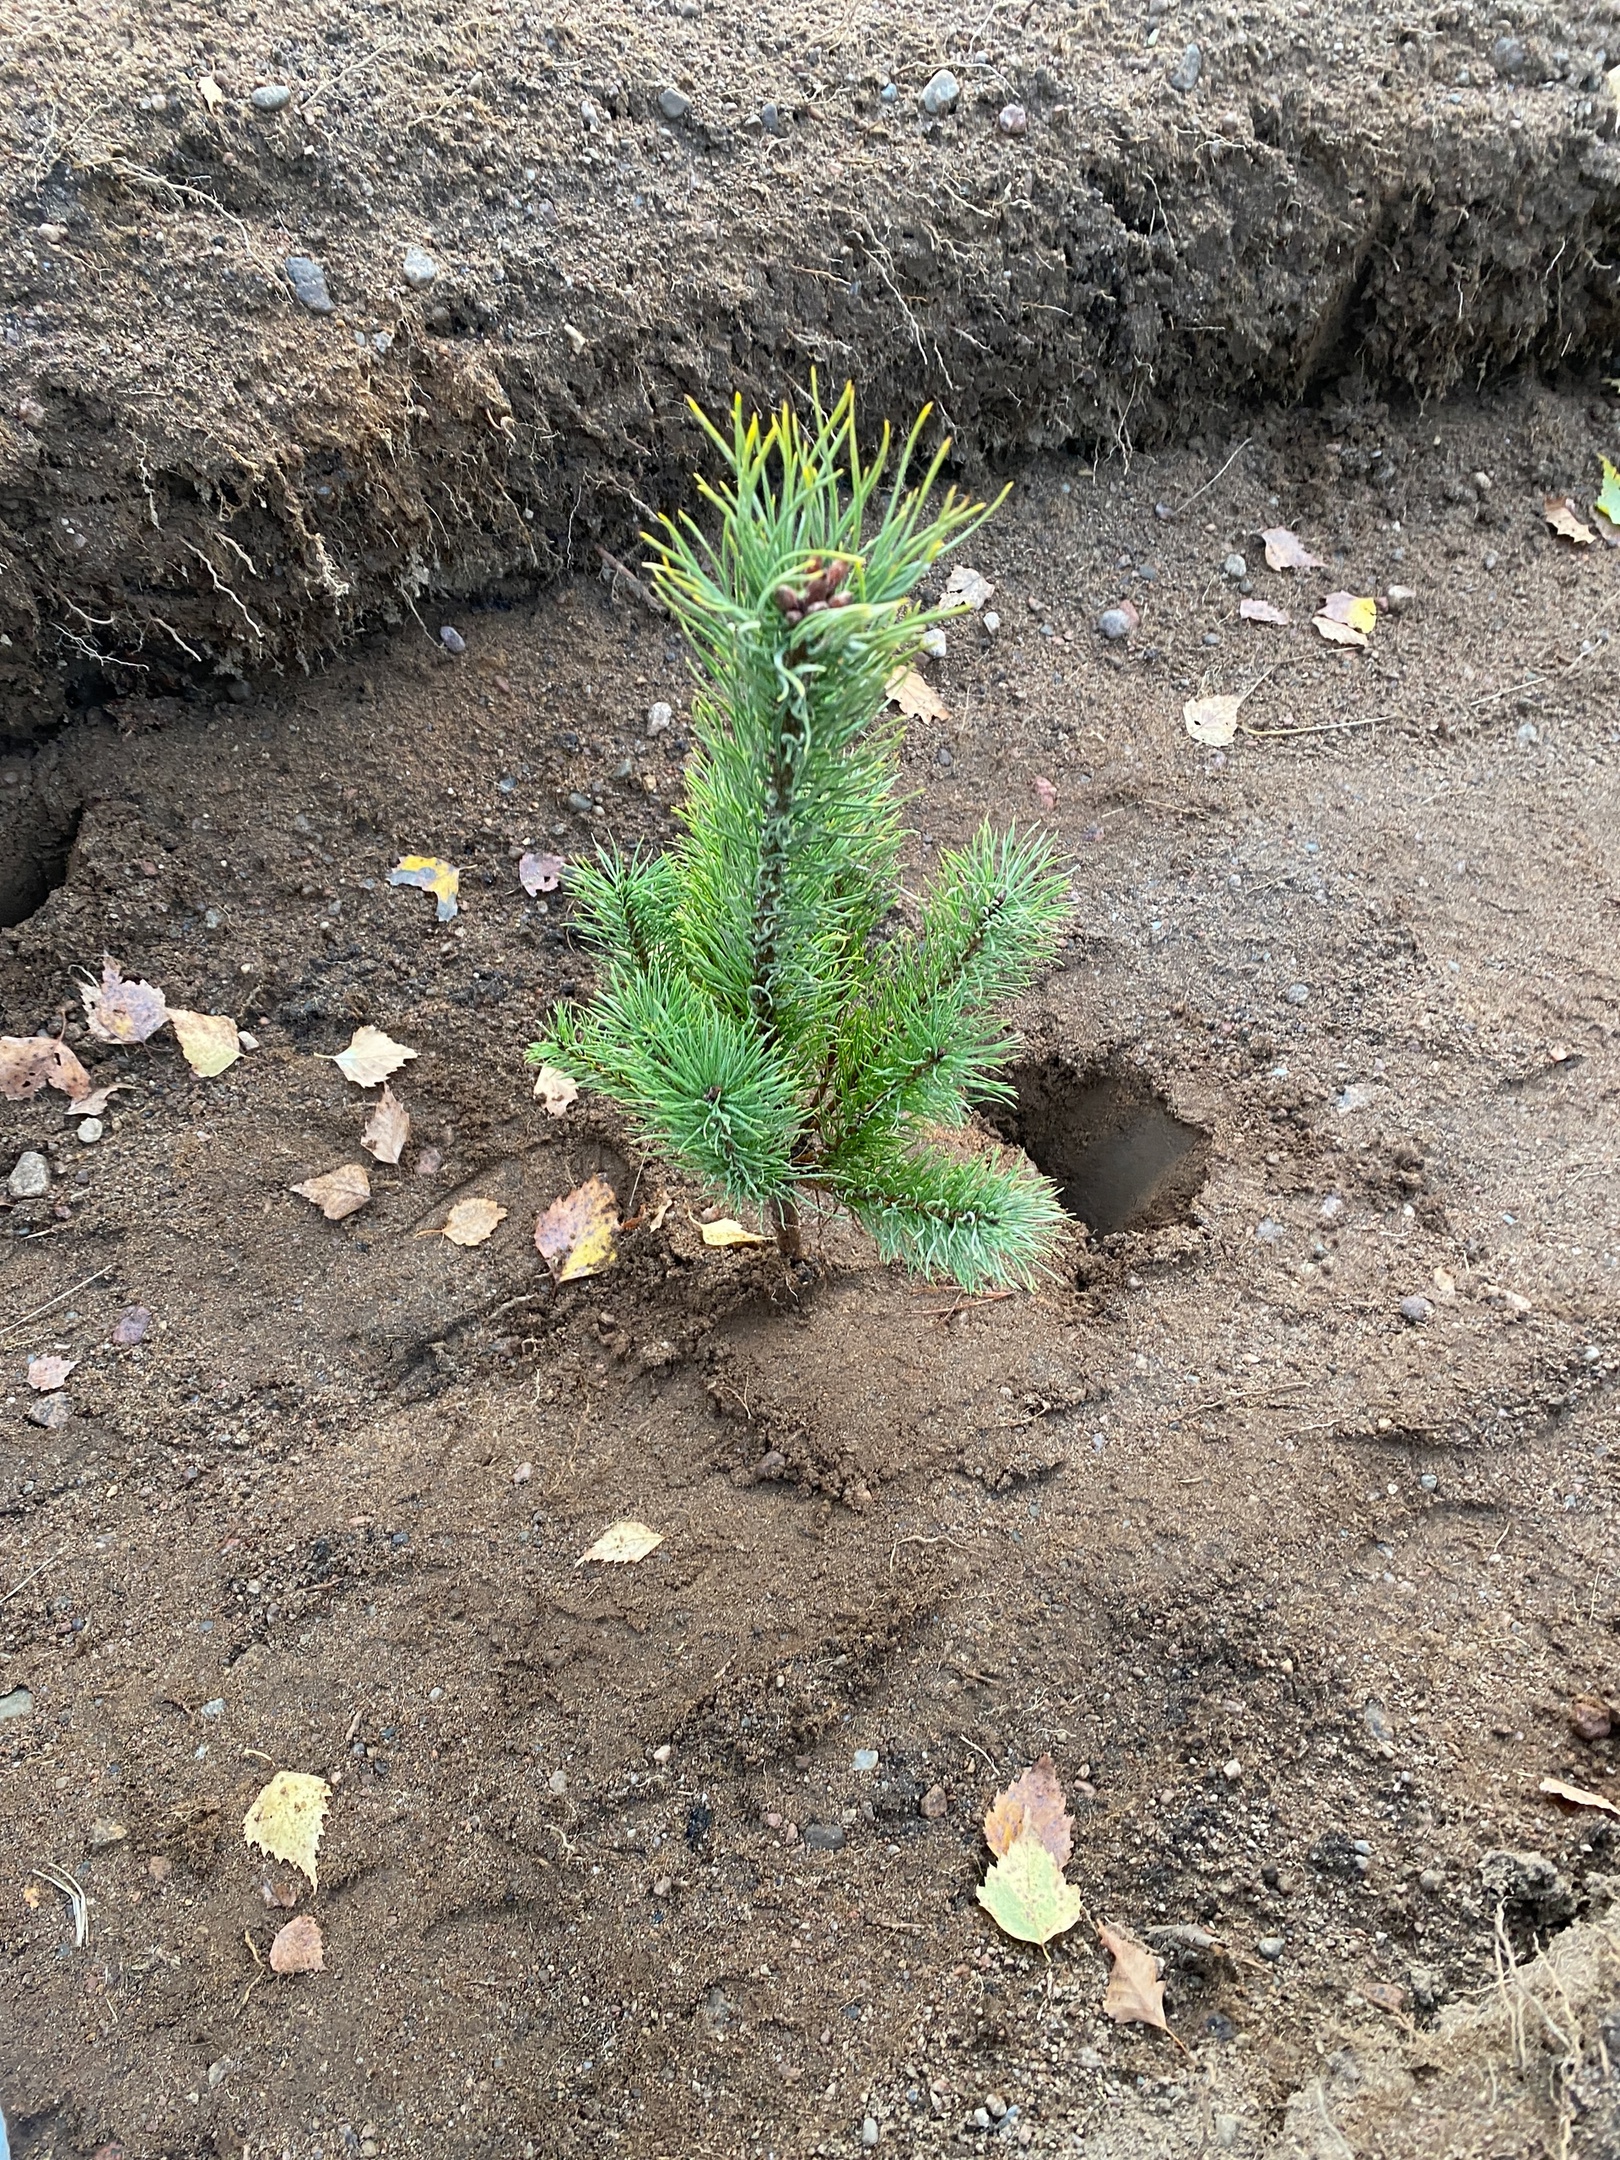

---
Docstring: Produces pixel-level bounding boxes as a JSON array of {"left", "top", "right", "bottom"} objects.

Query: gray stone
[
  {"left": 1386, "top": 584, "right": 1417, "bottom": 614},
  {"left": 853, "top": 1747, "right": 879, "bottom": 1772},
  {"left": 27, "top": 1392, "right": 71, "bottom": 1431},
  {"left": 284, "top": 255, "right": 334, "bottom": 313},
  {"left": 1223, "top": 552, "right": 1247, "bottom": 579},
  {"left": 567, "top": 791, "right": 595, "bottom": 815},
  {"left": 1168, "top": 42, "right": 1203, "bottom": 91},
  {"left": 880, "top": 82, "right": 898, "bottom": 103},
  {"left": 657, "top": 85, "right": 691, "bottom": 121},
  {"left": 8, "top": 1150, "right": 49, "bottom": 1199},
  {"left": 1098, "top": 607, "right": 1134, "bottom": 641},
  {"left": 1286, "top": 982, "right": 1310, "bottom": 1005},
  {"left": 1257, "top": 1935, "right": 1285, "bottom": 1960},
  {"left": 1399, "top": 1294, "right": 1434, "bottom": 1325},
  {"left": 921, "top": 68, "right": 960, "bottom": 116},
  {"left": 76, "top": 1117, "right": 103, "bottom": 1144},
  {"left": 802, "top": 1821, "right": 845, "bottom": 1850},
  {"left": 402, "top": 245, "right": 438, "bottom": 290},
  {"left": 1363, "top": 1700, "right": 1395, "bottom": 1747},
  {"left": 1491, "top": 34, "right": 1529, "bottom": 77},
  {"left": 1419, "top": 1472, "right": 1438, "bottom": 1491},
  {"left": 862, "top": 2119, "right": 879, "bottom": 2150},
  {"left": 1418, "top": 1867, "right": 1445, "bottom": 1892},
  {"left": 439, "top": 624, "right": 466, "bottom": 654},
  {"left": 760, "top": 101, "right": 783, "bottom": 135},
  {"left": 1480, "top": 1848, "right": 1575, "bottom": 1922},
  {"left": 0, "top": 1685, "right": 33, "bottom": 1720},
  {"left": 998, "top": 102, "right": 1028, "bottom": 136},
  {"left": 646, "top": 701, "right": 673, "bottom": 737},
  {"left": 250, "top": 83, "right": 292, "bottom": 112}
]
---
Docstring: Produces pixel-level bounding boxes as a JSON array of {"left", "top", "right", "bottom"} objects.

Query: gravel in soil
[{"left": 1, "top": 381, "right": 1619, "bottom": 2155}]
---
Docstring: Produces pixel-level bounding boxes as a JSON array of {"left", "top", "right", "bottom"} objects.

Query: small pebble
[
  {"left": 880, "top": 82, "right": 898, "bottom": 104},
  {"left": 250, "top": 83, "right": 292, "bottom": 112},
  {"left": 1516, "top": 720, "right": 1539, "bottom": 746},
  {"left": 27, "top": 1393, "right": 71, "bottom": 1431},
  {"left": 1319, "top": 1194, "right": 1344, "bottom": 1222},
  {"left": 1257, "top": 1935, "right": 1285, "bottom": 1960},
  {"left": 439, "top": 625, "right": 466, "bottom": 654},
  {"left": 1255, "top": 1218, "right": 1284, "bottom": 1244},
  {"left": 1491, "top": 32, "right": 1529, "bottom": 76},
  {"left": 512, "top": 1461, "right": 532, "bottom": 1485},
  {"left": 982, "top": 610, "right": 1000, "bottom": 634},
  {"left": 567, "top": 790, "right": 595, "bottom": 815},
  {"left": 1386, "top": 584, "right": 1417, "bottom": 614},
  {"left": 760, "top": 101, "right": 783, "bottom": 135},
  {"left": 1168, "top": 42, "right": 1203, "bottom": 91},
  {"left": 1098, "top": 607, "right": 1134, "bottom": 641},
  {"left": 1363, "top": 1701, "right": 1395, "bottom": 1745},
  {"left": 920, "top": 1783, "right": 948, "bottom": 1819},
  {"left": 402, "top": 245, "right": 438, "bottom": 290},
  {"left": 862, "top": 2119, "right": 879, "bottom": 2150},
  {"left": 802, "top": 1822, "right": 845, "bottom": 1851},
  {"left": 1286, "top": 982, "right": 1310, "bottom": 1006},
  {"left": 200, "top": 1698, "right": 225, "bottom": 1719},
  {"left": 1419, "top": 1472, "right": 1438, "bottom": 1491},
  {"left": 920, "top": 627, "right": 947, "bottom": 659},
  {"left": 1419, "top": 1867, "right": 1445, "bottom": 1892},
  {"left": 77, "top": 1117, "right": 104, "bottom": 1145},
  {"left": 1223, "top": 552, "right": 1247, "bottom": 579},
  {"left": 653, "top": 1743, "right": 672, "bottom": 1764},
  {"left": 998, "top": 102, "right": 1028, "bottom": 135},
  {"left": 1222, "top": 1757, "right": 1242, "bottom": 1782},
  {"left": 7, "top": 1150, "right": 50, "bottom": 1199},
  {"left": 921, "top": 68, "right": 960, "bottom": 116},
  {"left": 657, "top": 85, "right": 691, "bottom": 121},
  {"left": 283, "top": 255, "right": 333, "bottom": 313},
  {"left": 853, "top": 1747, "right": 879, "bottom": 1772},
  {"left": 1399, "top": 1294, "right": 1434, "bottom": 1325},
  {"left": 38, "top": 223, "right": 67, "bottom": 245},
  {"left": 646, "top": 701, "right": 673, "bottom": 737}
]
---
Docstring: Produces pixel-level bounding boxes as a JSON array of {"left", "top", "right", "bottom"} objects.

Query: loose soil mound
[{"left": 4, "top": 0, "right": 1620, "bottom": 724}]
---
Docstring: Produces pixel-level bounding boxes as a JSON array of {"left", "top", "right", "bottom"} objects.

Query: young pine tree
[{"left": 529, "top": 385, "right": 1070, "bottom": 1290}]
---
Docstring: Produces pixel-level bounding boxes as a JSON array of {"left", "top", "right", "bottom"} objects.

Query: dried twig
[{"left": 34, "top": 1862, "right": 88, "bottom": 1947}]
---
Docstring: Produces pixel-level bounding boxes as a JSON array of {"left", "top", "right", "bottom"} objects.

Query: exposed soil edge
[{"left": 4, "top": 90, "right": 1619, "bottom": 731}]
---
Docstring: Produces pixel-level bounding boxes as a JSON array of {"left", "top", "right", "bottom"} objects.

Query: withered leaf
[
  {"left": 441, "top": 1197, "right": 506, "bottom": 1247},
  {"left": 977, "top": 1831, "right": 1082, "bottom": 1946},
  {"left": 1539, "top": 1774, "right": 1620, "bottom": 1819},
  {"left": 243, "top": 1770, "right": 331, "bottom": 1888},
  {"left": 0, "top": 1034, "right": 91, "bottom": 1103},
  {"left": 518, "top": 850, "right": 565, "bottom": 896},
  {"left": 269, "top": 1914, "right": 325, "bottom": 1974},
  {"left": 360, "top": 1083, "right": 409, "bottom": 1164},
  {"left": 79, "top": 957, "right": 169, "bottom": 1045},
  {"left": 1239, "top": 597, "right": 1290, "bottom": 626},
  {"left": 27, "top": 1354, "right": 77, "bottom": 1391},
  {"left": 983, "top": 1755, "right": 1073, "bottom": 1868},
  {"left": 1545, "top": 495, "right": 1596, "bottom": 546},
  {"left": 1260, "top": 527, "right": 1324, "bottom": 573},
  {"left": 169, "top": 1009, "right": 241, "bottom": 1077},
  {"left": 63, "top": 1080, "right": 132, "bottom": 1118},
  {"left": 578, "top": 1519, "right": 663, "bottom": 1565},
  {"left": 1183, "top": 694, "right": 1242, "bottom": 747},
  {"left": 532, "top": 1063, "right": 579, "bottom": 1116},
  {"left": 1099, "top": 1924, "right": 1172, "bottom": 2036},
  {"left": 699, "top": 1217, "right": 770, "bottom": 1248},
  {"left": 292, "top": 1163, "right": 372, "bottom": 1221},
  {"left": 323, "top": 1026, "right": 418, "bottom": 1087},
  {"left": 388, "top": 854, "right": 460, "bottom": 921},
  {"left": 885, "top": 667, "right": 946, "bottom": 722},
  {"left": 1313, "top": 592, "right": 1377, "bottom": 650},
  {"left": 943, "top": 565, "right": 995, "bottom": 611},
  {"left": 535, "top": 1174, "right": 619, "bottom": 1283}
]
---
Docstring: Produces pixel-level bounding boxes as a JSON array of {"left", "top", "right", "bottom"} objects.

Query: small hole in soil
[
  {"left": 0, "top": 783, "right": 79, "bottom": 929},
  {"left": 986, "top": 1058, "right": 1210, "bottom": 1234}
]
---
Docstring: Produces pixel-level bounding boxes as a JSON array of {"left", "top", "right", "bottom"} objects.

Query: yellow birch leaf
[
  {"left": 442, "top": 1197, "right": 506, "bottom": 1247},
  {"left": 388, "top": 854, "right": 460, "bottom": 921},
  {"left": 324, "top": 1026, "right": 418, "bottom": 1087},
  {"left": 885, "top": 667, "right": 946, "bottom": 722},
  {"left": 169, "top": 1009, "right": 241, "bottom": 1077},
  {"left": 699, "top": 1217, "right": 771, "bottom": 1247},
  {"left": 292, "top": 1163, "right": 371, "bottom": 1221},
  {"left": 243, "top": 1771, "right": 331, "bottom": 1888},
  {"left": 1183, "top": 694, "right": 1241, "bottom": 746},
  {"left": 535, "top": 1174, "right": 619, "bottom": 1282},
  {"left": 976, "top": 1829, "right": 1083, "bottom": 1946},
  {"left": 577, "top": 1519, "right": 664, "bottom": 1566}
]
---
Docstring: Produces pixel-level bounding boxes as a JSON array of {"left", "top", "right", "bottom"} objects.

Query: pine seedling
[{"left": 529, "top": 383, "right": 1069, "bottom": 1290}]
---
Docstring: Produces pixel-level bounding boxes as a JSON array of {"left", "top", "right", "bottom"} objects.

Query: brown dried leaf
[
  {"left": 943, "top": 565, "right": 995, "bottom": 611},
  {"left": 532, "top": 1063, "right": 579, "bottom": 1116},
  {"left": 983, "top": 1755, "right": 1073, "bottom": 1867},
  {"left": 578, "top": 1519, "right": 664, "bottom": 1565},
  {"left": 27, "top": 1354, "right": 77, "bottom": 1391},
  {"left": 324, "top": 1026, "right": 418, "bottom": 1087},
  {"left": 518, "top": 850, "right": 565, "bottom": 896},
  {"left": 1239, "top": 597, "right": 1290, "bottom": 626},
  {"left": 1539, "top": 1774, "right": 1620, "bottom": 1819},
  {"left": 291, "top": 1163, "right": 371, "bottom": 1221},
  {"left": 885, "top": 667, "right": 946, "bottom": 722},
  {"left": 1261, "top": 527, "right": 1325, "bottom": 573},
  {"left": 535, "top": 1174, "right": 619, "bottom": 1283},
  {"left": 360, "top": 1083, "right": 409, "bottom": 1164},
  {"left": 169, "top": 1009, "right": 241, "bottom": 1077},
  {"left": 1545, "top": 495, "right": 1596, "bottom": 546},
  {"left": 0, "top": 1034, "right": 91, "bottom": 1102},
  {"left": 80, "top": 957, "right": 169, "bottom": 1045},
  {"left": 1099, "top": 1925, "right": 1172, "bottom": 2035},
  {"left": 269, "top": 1913, "right": 325, "bottom": 1974},
  {"left": 1318, "top": 591, "right": 1377, "bottom": 636},
  {"left": 64, "top": 1080, "right": 132, "bottom": 1118},
  {"left": 442, "top": 1197, "right": 506, "bottom": 1247}
]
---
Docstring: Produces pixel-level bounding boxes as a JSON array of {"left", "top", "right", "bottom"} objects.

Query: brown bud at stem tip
[{"left": 774, "top": 584, "right": 801, "bottom": 615}]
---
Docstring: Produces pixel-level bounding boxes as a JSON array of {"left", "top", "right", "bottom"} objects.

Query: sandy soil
[{"left": 1, "top": 368, "right": 1618, "bottom": 2156}]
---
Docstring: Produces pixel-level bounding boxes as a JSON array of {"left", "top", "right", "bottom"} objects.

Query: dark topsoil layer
[{"left": 4, "top": 0, "right": 1620, "bottom": 727}]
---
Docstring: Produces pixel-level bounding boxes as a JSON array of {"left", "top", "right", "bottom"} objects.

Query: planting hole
[
  {"left": 0, "top": 778, "right": 78, "bottom": 930},
  {"left": 986, "top": 1058, "right": 1209, "bottom": 1234}
]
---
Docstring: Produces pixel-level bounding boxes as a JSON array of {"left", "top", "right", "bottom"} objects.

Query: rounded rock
[
  {"left": 1286, "top": 981, "right": 1310, "bottom": 1005},
  {"left": 1223, "top": 552, "right": 1247, "bottom": 579},
  {"left": 760, "top": 101, "right": 783, "bottom": 135},
  {"left": 646, "top": 701, "right": 673, "bottom": 736},
  {"left": 920, "top": 626, "right": 947, "bottom": 659},
  {"left": 998, "top": 102, "right": 1028, "bottom": 136},
  {"left": 880, "top": 81, "right": 899, "bottom": 104},
  {"left": 283, "top": 255, "right": 334, "bottom": 314},
  {"left": 1098, "top": 607, "right": 1134, "bottom": 641},
  {"left": 250, "top": 83, "right": 292, "bottom": 112},
  {"left": 439, "top": 625, "right": 466, "bottom": 655},
  {"left": 1399, "top": 1294, "right": 1434, "bottom": 1325},
  {"left": 1168, "top": 42, "right": 1203, "bottom": 91},
  {"left": 7, "top": 1150, "right": 50, "bottom": 1200},
  {"left": 657, "top": 85, "right": 692, "bottom": 121},
  {"left": 862, "top": 2119, "right": 879, "bottom": 2150},
  {"left": 76, "top": 1117, "right": 104, "bottom": 1145},
  {"left": 1257, "top": 1935, "right": 1285, "bottom": 1961},
  {"left": 402, "top": 245, "right": 439, "bottom": 290},
  {"left": 802, "top": 1822, "right": 845, "bottom": 1851},
  {"left": 982, "top": 609, "right": 1001, "bottom": 635},
  {"left": 921, "top": 68, "right": 960, "bottom": 116}
]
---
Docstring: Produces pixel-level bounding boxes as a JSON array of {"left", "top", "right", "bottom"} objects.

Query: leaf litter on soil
[
  {"left": 360, "top": 1083, "right": 409, "bottom": 1163},
  {"left": 518, "top": 850, "right": 566, "bottom": 895},
  {"left": 323, "top": 1026, "right": 418, "bottom": 1087},
  {"left": 1545, "top": 495, "right": 1596, "bottom": 546},
  {"left": 292, "top": 1164, "right": 372, "bottom": 1221},
  {"left": 79, "top": 957, "right": 169, "bottom": 1045},
  {"left": 578, "top": 1520, "right": 664, "bottom": 1565},
  {"left": 977, "top": 1758, "right": 1083, "bottom": 1947},
  {"left": 243, "top": 1771, "right": 331, "bottom": 1888},
  {"left": 0, "top": 1034, "right": 92, "bottom": 1103},
  {"left": 1260, "top": 527, "right": 1325, "bottom": 573},
  {"left": 1239, "top": 596, "right": 1290, "bottom": 626},
  {"left": 885, "top": 667, "right": 946, "bottom": 722},
  {"left": 1313, "top": 592, "right": 1377, "bottom": 648},
  {"left": 983, "top": 1754, "right": 1073, "bottom": 1867},
  {"left": 535, "top": 1174, "right": 619, "bottom": 1281},
  {"left": 169, "top": 1009, "right": 241, "bottom": 1077},
  {"left": 699, "top": 1217, "right": 770, "bottom": 1247},
  {"left": 532, "top": 1063, "right": 579, "bottom": 1116},
  {"left": 943, "top": 564, "right": 995, "bottom": 611},
  {"left": 440, "top": 1197, "right": 506, "bottom": 1246},
  {"left": 388, "top": 854, "right": 461, "bottom": 920},
  {"left": 1098, "top": 1924, "right": 1176, "bottom": 2039}
]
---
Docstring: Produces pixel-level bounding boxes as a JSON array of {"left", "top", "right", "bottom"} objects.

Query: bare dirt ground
[{"left": 1, "top": 367, "right": 1619, "bottom": 2156}]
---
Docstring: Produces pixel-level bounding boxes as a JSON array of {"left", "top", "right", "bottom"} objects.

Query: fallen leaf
[
  {"left": 243, "top": 1770, "right": 331, "bottom": 1888},
  {"left": 1031, "top": 775, "right": 1058, "bottom": 811},
  {"left": 699, "top": 1217, "right": 770, "bottom": 1248},
  {"left": 169, "top": 1009, "right": 241, "bottom": 1078},
  {"left": 1312, "top": 592, "right": 1378, "bottom": 650},
  {"left": 1539, "top": 1774, "right": 1620, "bottom": 1819},
  {"left": 885, "top": 667, "right": 946, "bottom": 722},
  {"left": 360, "top": 1083, "right": 409, "bottom": 1163},
  {"left": 518, "top": 850, "right": 565, "bottom": 896},
  {"left": 260, "top": 1878, "right": 299, "bottom": 1909},
  {"left": 442, "top": 1197, "right": 506, "bottom": 1247},
  {"left": 27, "top": 1355, "right": 77, "bottom": 1391},
  {"left": 1545, "top": 494, "right": 1595, "bottom": 546},
  {"left": 388, "top": 854, "right": 460, "bottom": 921},
  {"left": 983, "top": 1756, "right": 1073, "bottom": 1868},
  {"left": 1594, "top": 457, "right": 1620, "bottom": 542},
  {"left": 1261, "top": 527, "right": 1324, "bottom": 573},
  {"left": 324, "top": 1026, "right": 418, "bottom": 1087},
  {"left": 0, "top": 1034, "right": 91, "bottom": 1103},
  {"left": 197, "top": 72, "right": 225, "bottom": 111},
  {"left": 292, "top": 1164, "right": 371, "bottom": 1221},
  {"left": 79, "top": 958, "right": 169, "bottom": 1046},
  {"left": 61, "top": 1080, "right": 132, "bottom": 1118},
  {"left": 111, "top": 1306, "right": 152, "bottom": 1346},
  {"left": 535, "top": 1174, "right": 619, "bottom": 1282},
  {"left": 578, "top": 1519, "right": 664, "bottom": 1566},
  {"left": 1240, "top": 597, "right": 1290, "bottom": 626},
  {"left": 533, "top": 1063, "right": 579, "bottom": 1116},
  {"left": 1312, "top": 616, "right": 1367, "bottom": 649},
  {"left": 269, "top": 1914, "right": 325, "bottom": 1975},
  {"left": 1183, "top": 694, "right": 1242, "bottom": 747},
  {"left": 943, "top": 565, "right": 995, "bottom": 611},
  {"left": 1099, "top": 1924, "right": 1172, "bottom": 2035},
  {"left": 977, "top": 1830, "right": 1083, "bottom": 1946}
]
